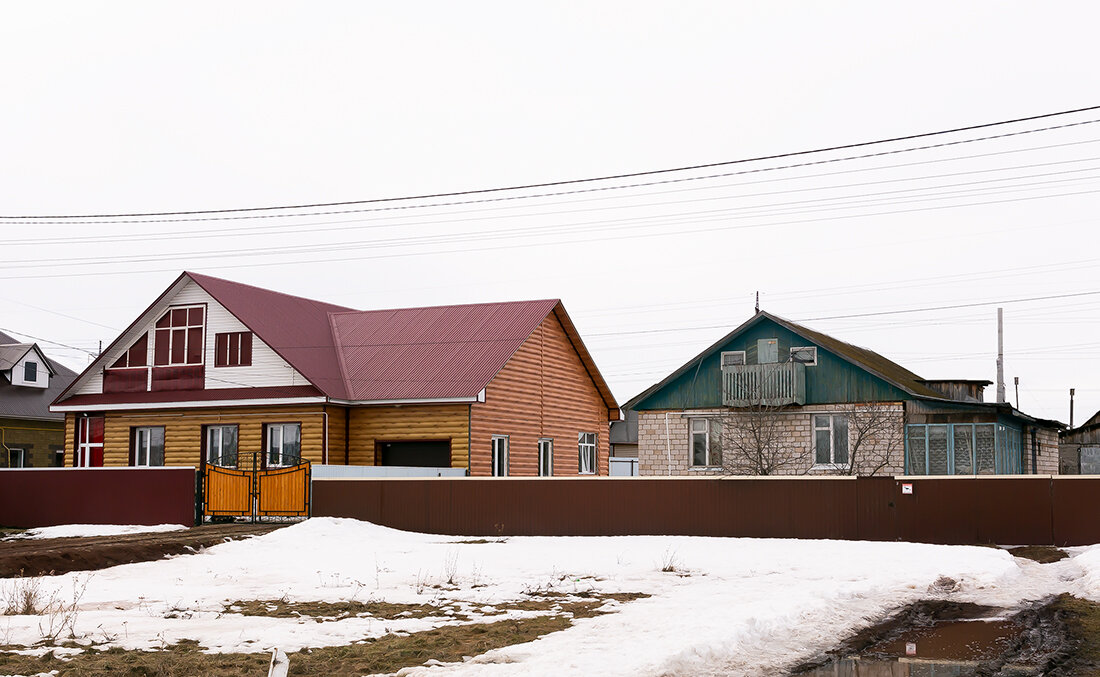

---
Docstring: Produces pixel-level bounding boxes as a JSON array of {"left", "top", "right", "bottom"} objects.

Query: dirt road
[{"left": 0, "top": 523, "right": 286, "bottom": 577}]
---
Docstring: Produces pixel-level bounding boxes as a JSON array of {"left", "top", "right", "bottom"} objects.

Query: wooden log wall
[
  {"left": 347, "top": 404, "right": 470, "bottom": 467},
  {"left": 62, "top": 405, "right": 330, "bottom": 467},
  {"left": 469, "top": 309, "right": 610, "bottom": 477}
]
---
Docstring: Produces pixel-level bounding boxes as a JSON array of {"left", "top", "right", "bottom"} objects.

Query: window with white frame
[
  {"left": 266, "top": 423, "right": 301, "bottom": 467},
  {"left": 578, "top": 432, "right": 597, "bottom": 474},
  {"left": 153, "top": 306, "right": 205, "bottom": 366},
  {"left": 790, "top": 346, "right": 817, "bottom": 365},
  {"left": 538, "top": 438, "right": 553, "bottom": 476},
  {"left": 721, "top": 351, "right": 746, "bottom": 367},
  {"left": 132, "top": 427, "right": 165, "bottom": 466},
  {"left": 7, "top": 448, "right": 24, "bottom": 468},
  {"left": 690, "top": 418, "right": 722, "bottom": 467},
  {"left": 206, "top": 425, "right": 239, "bottom": 467},
  {"left": 813, "top": 415, "right": 849, "bottom": 466},
  {"left": 491, "top": 436, "right": 509, "bottom": 476}
]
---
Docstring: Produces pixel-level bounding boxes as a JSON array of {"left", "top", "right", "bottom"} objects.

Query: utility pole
[
  {"left": 1014, "top": 376, "right": 1019, "bottom": 409},
  {"left": 755, "top": 291, "right": 760, "bottom": 314},
  {"left": 1071, "top": 388, "right": 1076, "bottom": 429},
  {"left": 996, "top": 308, "right": 1006, "bottom": 403}
]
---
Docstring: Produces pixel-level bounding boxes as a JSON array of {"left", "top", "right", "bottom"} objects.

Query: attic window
[
  {"left": 790, "top": 346, "right": 817, "bottom": 365},
  {"left": 23, "top": 361, "right": 37, "bottom": 382},
  {"left": 110, "top": 333, "right": 149, "bottom": 369},
  {"left": 153, "top": 306, "right": 204, "bottom": 366},
  {"left": 721, "top": 351, "right": 746, "bottom": 367}
]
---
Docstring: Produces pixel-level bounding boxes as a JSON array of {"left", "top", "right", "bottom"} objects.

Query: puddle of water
[
  {"left": 873, "top": 619, "right": 1021, "bottom": 661},
  {"left": 800, "top": 619, "right": 1030, "bottom": 676}
]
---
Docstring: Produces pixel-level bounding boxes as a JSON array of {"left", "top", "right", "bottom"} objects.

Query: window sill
[
  {"left": 578, "top": 471, "right": 596, "bottom": 475},
  {"left": 811, "top": 464, "right": 851, "bottom": 471},
  {"left": 689, "top": 466, "right": 722, "bottom": 471}
]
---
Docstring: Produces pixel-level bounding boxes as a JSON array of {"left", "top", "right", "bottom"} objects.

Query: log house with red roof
[{"left": 51, "top": 272, "right": 618, "bottom": 476}]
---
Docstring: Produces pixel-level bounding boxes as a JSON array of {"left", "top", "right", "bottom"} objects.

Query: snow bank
[
  {"left": 0, "top": 518, "right": 1024, "bottom": 676},
  {"left": 7, "top": 523, "right": 188, "bottom": 540}
]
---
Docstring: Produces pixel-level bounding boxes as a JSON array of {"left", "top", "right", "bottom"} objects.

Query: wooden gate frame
[{"left": 200, "top": 452, "right": 311, "bottom": 521}]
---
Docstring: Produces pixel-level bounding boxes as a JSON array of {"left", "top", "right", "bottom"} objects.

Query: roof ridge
[
  {"left": 328, "top": 298, "right": 560, "bottom": 317},
  {"left": 185, "top": 271, "right": 358, "bottom": 313}
]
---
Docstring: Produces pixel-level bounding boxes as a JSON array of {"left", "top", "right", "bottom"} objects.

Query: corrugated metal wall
[
  {"left": 313, "top": 476, "right": 1100, "bottom": 546},
  {"left": 0, "top": 468, "right": 196, "bottom": 527}
]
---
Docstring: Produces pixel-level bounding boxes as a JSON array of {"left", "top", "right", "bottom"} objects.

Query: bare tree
[
  {"left": 711, "top": 363, "right": 806, "bottom": 475},
  {"left": 716, "top": 403, "right": 806, "bottom": 475},
  {"left": 818, "top": 402, "right": 903, "bottom": 476}
]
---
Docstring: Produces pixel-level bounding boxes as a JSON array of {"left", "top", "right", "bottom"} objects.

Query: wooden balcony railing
[{"left": 722, "top": 362, "right": 806, "bottom": 407}]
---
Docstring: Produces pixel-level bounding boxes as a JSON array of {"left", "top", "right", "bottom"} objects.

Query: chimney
[{"left": 996, "top": 308, "right": 1006, "bottom": 403}]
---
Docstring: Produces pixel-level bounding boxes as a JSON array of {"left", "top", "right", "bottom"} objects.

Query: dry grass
[
  {"left": 224, "top": 598, "right": 450, "bottom": 621},
  {"left": 1008, "top": 545, "right": 1069, "bottom": 564},
  {"left": 0, "top": 592, "right": 649, "bottom": 676}
]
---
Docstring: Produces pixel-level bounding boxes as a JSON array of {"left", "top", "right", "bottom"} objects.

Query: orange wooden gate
[{"left": 201, "top": 454, "right": 311, "bottom": 520}]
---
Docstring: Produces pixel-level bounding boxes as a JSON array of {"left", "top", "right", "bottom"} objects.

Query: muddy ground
[
  {"left": 0, "top": 524, "right": 286, "bottom": 578},
  {"left": 793, "top": 594, "right": 1100, "bottom": 676}
]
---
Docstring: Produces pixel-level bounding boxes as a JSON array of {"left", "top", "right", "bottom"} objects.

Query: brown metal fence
[
  {"left": 0, "top": 468, "right": 197, "bottom": 528},
  {"left": 312, "top": 475, "right": 1100, "bottom": 546}
]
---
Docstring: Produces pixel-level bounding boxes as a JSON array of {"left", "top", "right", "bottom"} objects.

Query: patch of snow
[
  {"left": 7, "top": 524, "right": 187, "bottom": 540},
  {"left": 0, "top": 518, "right": 1044, "bottom": 675}
]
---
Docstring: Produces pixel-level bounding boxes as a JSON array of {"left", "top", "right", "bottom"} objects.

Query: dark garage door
[{"left": 379, "top": 441, "right": 451, "bottom": 467}]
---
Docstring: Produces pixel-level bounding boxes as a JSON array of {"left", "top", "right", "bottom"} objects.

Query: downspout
[
  {"left": 321, "top": 406, "right": 328, "bottom": 465},
  {"left": 665, "top": 412, "right": 672, "bottom": 476},
  {"left": 343, "top": 408, "right": 350, "bottom": 465},
  {"left": 467, "top": 404, "right": 473, "bottom": 477}
]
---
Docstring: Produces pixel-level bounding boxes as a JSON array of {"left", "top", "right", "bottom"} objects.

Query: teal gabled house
[{"left": 623, "top": 311, "right": 1062, "bottom": 476}]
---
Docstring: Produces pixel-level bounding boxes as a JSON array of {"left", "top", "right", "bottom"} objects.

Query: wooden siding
[
  {"left": 326, "top": 406, "right": 348, "bottom": 464},
  {"left": 469, "top": 310, "right": 610, "bottom": 477},
  {"left": 60, "top": 405, "right": 329, "bottom": 467},
  {"left": 634, "top": 317, "right": 912, "bottom": 410},
  {"left": 346, "top": 404, "right": 470, "bottom": 467}
]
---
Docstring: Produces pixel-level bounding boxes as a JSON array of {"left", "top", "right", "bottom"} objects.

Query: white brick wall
[{"left": 638, "top": 403, "right": 906, "bottom": 476}]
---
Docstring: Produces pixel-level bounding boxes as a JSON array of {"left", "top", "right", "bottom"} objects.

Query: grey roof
[
  {"left": 0, "top": 344, "right": 32, "bottom": 372},
  {"left": 0, "top": 332, "right": 77, "bottom": 421}
]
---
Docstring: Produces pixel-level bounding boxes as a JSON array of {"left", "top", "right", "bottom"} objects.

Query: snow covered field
[{"left": 2, "top": 517, "right": 1099, "bottom": 676}]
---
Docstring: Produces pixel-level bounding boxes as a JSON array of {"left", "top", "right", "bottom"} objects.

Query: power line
[
  {"left": 5, "top": 105, "right": 1100, "bottom": 219},
  {"left": 0, "top": 328, "right": 98, "bottom": 356},
  {"left": 585, "top": 290, "right": 1100, "bottom": 337}
]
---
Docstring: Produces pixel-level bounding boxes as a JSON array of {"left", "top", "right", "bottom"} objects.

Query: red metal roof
[
  {"left": 330, "top": 299, "right": 560, "bottom": 401},
  {"left": 59, "top": 273, "right": 617, "bottom": 409},
  {"left": 187, "top": 272, "right": 357, "bottom": 399}
]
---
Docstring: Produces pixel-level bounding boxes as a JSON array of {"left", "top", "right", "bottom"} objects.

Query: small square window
[
  {"left": 721, "top": 351, "right": 746, "bottom": 367},
  {"left": 790, "top": 346, "right": 817, "bottom": 365}
]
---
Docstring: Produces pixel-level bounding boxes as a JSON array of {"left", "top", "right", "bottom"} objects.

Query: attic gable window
[
  {"left": 109, "top": 333, "right": 149, "bottom": 369},
  {"left": 153, "top": 306, "right": 204, "bottom": 366},
  {"left": 790, "top": 346, "right": 817, "bottom": 365},
  {"left": 215, "top": 332, "right": 253, "bottom": 367},
  {"left": 23, "top": 361, "right": 37, "bottom": 382}
]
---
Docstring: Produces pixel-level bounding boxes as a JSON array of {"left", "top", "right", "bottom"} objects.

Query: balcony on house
[{"left": 722, "top": 362, "right": 806, "bottom": 407}]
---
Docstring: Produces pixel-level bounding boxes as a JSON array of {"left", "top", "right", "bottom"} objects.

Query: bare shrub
[{"left": 2, "top": 573, "right": 45, "bottom": 616}]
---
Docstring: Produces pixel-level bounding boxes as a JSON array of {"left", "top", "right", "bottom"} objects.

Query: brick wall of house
[
  {"left": 1034, "top": 427, "right": 1060, "bottom": 475},
  {"left": 638, "top": 403, "right": 905, "bottom": 476},
  {"left": 0, "top": 417, "right": 66, "bottom": 468}
]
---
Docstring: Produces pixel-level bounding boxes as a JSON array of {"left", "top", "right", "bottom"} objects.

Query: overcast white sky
[{"left": 2, "top": 2, "right": 1099, "bottom": 423}]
